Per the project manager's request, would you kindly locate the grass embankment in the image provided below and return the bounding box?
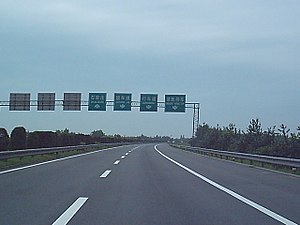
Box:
[0,145,109,171]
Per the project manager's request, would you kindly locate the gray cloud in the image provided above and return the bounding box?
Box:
[0,0,299,136]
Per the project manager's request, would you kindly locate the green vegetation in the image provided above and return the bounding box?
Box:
[10,127,27,150]
[191,119,300,158]
[0,127,170,152]
[0,128,9,151]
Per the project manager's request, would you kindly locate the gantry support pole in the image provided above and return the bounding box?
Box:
[192,103,200,138]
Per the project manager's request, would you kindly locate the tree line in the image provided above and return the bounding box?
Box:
[191,119,300,158]
[0,127,170,151]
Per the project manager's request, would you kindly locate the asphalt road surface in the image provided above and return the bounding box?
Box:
[0,143,299,225]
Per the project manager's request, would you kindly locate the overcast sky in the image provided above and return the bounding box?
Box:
[1,0,299,137]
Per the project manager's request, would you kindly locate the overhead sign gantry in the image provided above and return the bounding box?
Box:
[1,92,200,137]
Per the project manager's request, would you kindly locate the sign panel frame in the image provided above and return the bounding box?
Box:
[140,94,158,112]
[165,94,186,113]
[88,93,107,111]
[9,93,31,111]
[114,93,132,111]
[63,93,82,111]
[37,93,55,111]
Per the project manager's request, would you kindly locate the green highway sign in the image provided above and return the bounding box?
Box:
[140,94,158,112]
[114,93,132,111]
[88,93,106,111]
[165,95,186,112]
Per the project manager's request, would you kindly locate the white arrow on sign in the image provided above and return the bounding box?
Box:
[172,106,178,110]
[120,104,126,109]
[146,105,152,109]
[94,104,100,109]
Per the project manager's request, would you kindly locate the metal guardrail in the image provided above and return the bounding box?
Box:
[172,145,300,171]
[0,143,132,160]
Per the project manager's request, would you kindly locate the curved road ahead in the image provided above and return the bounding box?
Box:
[0,144,299,225]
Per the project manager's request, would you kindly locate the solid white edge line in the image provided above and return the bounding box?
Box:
[52,197,88,225]
[114,160,120,165]
[0,146,121,175]
[154,144,298,225]
[100,170,112,178]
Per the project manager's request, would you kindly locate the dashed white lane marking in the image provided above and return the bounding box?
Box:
[121,156,125,159]
[114,160,120,165]
[131,146,141,151]
[100,170,112,178]
[154,145,298,225]
[129,151,132,153]
[52,197,88,225]
[125,153,129,156]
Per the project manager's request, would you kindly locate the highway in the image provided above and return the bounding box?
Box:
[0,143,299,225]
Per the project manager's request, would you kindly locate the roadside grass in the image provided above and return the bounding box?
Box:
[0,145,108,172]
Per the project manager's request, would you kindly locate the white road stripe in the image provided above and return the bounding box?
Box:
[52,197,88,225]
[154,145,298,225]
[125,153,129,156]
[129,151,132,153]
[121,156,125,159]
[0,146,121,175]
[100,170,112,178]
[114,160,120,165]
